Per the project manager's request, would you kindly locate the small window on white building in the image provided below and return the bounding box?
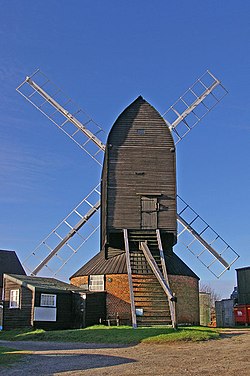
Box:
[40,294,57,307]
[89,275,104,291]
[9,289,20,309]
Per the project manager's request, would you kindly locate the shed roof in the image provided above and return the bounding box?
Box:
[5,274,85,293]
[236,266,250,271]
[70,251,199,280]
[0,250,26,287]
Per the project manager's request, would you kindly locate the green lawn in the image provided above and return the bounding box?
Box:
[0,346,27,367]
[0,325,219,344]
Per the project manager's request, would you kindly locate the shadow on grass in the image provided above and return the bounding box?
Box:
[0,326,219,347]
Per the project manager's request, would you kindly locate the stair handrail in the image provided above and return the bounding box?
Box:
[140,241,177,329]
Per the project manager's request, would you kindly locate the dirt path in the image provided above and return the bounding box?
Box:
[0,330,249,376]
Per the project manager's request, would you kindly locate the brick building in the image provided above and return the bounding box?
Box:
[70,251,200,326]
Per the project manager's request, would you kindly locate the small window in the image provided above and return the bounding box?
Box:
[137,129,145,135]
[89,275,104,291]
[40,294,57,307]
[135,171,145,176]
[9,289,20,309]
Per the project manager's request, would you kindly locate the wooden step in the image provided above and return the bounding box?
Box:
[137,316,171,321]
[126,230,173,327]
[132,281,164,287]
[137,322,172,327]
[137,319,172,326]
[134,295,168,302]
[137,312,171,318]
[133,284,164,289]
[135,302,169,316]
[133,288,164,292]
[134,299,167,305]
[137,318,171,322]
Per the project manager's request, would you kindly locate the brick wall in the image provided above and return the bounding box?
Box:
[71,275,88,288]
[71,274,131,324]
[169,275,199,325]
[71,273,199,325]
[105,274,131,324]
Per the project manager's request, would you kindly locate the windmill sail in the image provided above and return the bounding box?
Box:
[162,70,228,144]
[176,196,240,278]
[17,69,239,279]
[23,184,101,277]
[16,69,105,165]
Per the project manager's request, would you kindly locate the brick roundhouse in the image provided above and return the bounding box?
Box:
[71,97,200,326]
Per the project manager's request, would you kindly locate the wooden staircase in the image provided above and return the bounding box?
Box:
[132,274,172,326]
[124,230,175,327]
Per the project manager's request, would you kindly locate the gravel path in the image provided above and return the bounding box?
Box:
[0,330,249,376]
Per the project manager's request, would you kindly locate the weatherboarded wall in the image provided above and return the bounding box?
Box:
[33,291,73,331]
[101,97,177,257]
[237,267,250,305]
[3,279,33,330]
[215,299,235,327]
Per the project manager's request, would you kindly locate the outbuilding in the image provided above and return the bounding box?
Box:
[234,266,250,325]
[0,250,26,329]
[3,274,105,330]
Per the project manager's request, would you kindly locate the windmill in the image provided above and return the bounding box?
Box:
[16,69,239,328]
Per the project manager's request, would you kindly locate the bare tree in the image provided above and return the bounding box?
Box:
[200,283,221,308]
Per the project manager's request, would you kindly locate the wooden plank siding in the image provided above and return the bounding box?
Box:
[236,267,250,305]
[85,292,106,326]
[101,96,177,257]
[34,291,73,330]
[3,279,34,330]
[3,275,90,330]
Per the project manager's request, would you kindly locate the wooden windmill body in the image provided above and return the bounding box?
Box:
[71,96,199,326]
[17,70,240,327]
[102,96,176,257]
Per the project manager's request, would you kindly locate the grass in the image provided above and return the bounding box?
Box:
[0,325,219,344]
[0,346,27,367]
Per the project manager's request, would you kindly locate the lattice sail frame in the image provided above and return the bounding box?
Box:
[162,70,228,144]
[23,184,101,278]
[16,69,239,278]
[176,196,240,278]
[16,69,106,165]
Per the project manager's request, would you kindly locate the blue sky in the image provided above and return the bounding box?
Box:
[0,1,249,298]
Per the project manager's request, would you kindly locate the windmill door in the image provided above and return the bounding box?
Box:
[141,196,158,229]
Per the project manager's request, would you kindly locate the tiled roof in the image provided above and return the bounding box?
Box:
[70,251,127,278]
[70,251,199,279]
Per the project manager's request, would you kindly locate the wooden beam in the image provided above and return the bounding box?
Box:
[140,241,175,302]
[177,214,229,269]
[156,229,177,329]
[32,200,101,276]
[123,229,137,329]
